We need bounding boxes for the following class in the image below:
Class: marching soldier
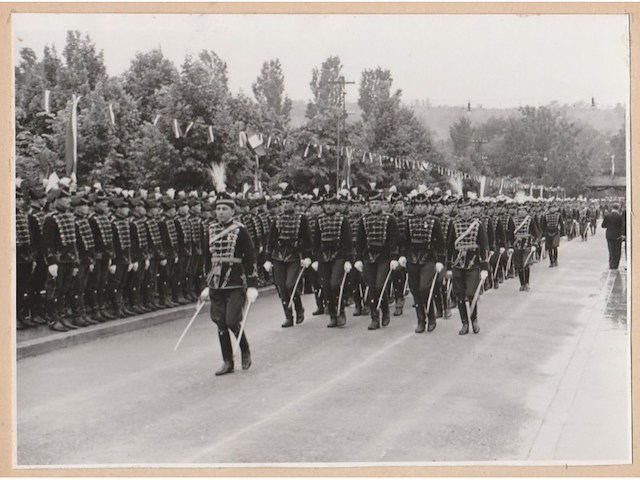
[390,190,408,316]
[355,185,400,330]
[432,193,453,318]
[541,201,564,267]
[306,189,326,316]
[446,197,489,335]
[510,201,540,291]
[348,192,368,317]
[264,184,312,328]
[311,188,353,328]
[399,193,445,333]
[199,188,259,376]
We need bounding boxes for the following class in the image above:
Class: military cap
[412,193,429,205]
[110,196,126,208]
[144,197,158,209]
[128,196,143,208]
[29,186,46,201]
[216,191,236,208]
[161,196,175,210]
[71,194,90,207]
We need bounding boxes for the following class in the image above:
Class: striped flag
[108,103,115,125]
[43,90,51,114]
[207,126,215,144]
[184,122,194,137]
[152,114,161,126]
[173,119,182,139]
[65,95,81,177]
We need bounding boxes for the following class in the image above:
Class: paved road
[16,233,629,466]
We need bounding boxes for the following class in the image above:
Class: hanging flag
[304,144,310,158]
[173,119,182,139]
[499,178,504,195]
[611,154,616,176]
[479,176,486,198]
[539,185,544,198]
[152,114,161,126]
[108,103,115,126]
[267,136,272,149]
[362,152,367,163]
[184,122,194,137]
[43,90,51,114]
[207,126,215,144]
[343,147,352,189]
[65,94,81,177]
[239,131,247,147]
[246,126,266,156]
[318,144,322,158]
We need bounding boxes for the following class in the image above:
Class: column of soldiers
[15,177,271,332]
[16,175,598,338]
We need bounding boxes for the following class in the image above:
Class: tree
[59,31,107,95]
[123,49,179,122]
[449,116,474,157]
[252,59,292,129]
[306,55,343,121]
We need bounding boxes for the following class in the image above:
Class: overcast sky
[12,13,629,108]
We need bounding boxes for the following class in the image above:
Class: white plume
[369,182,376,190]
[467,191,478,200]
[324,184,331,194]
[514,190,527,204]
[351,187,358,196]
[242,183,251,197]
[93,182,102,191]
[313,188,320,197]
[389,185,397,194]
[417,184,428,194]
[166,188,175,199]
[140,189,148,199]
[447,176,463,196]
[209,162,227,192]
[16,177,23,189]
[278,182,289,191]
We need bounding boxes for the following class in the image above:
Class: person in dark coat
[602,203,626,269]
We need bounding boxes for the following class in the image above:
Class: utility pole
[329,76,355,191]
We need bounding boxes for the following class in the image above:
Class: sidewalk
[16,285,277,360]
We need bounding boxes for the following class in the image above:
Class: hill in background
[290,100,625,141]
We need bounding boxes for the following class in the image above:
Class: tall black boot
[293,295,304,324]
[237,331,251,370]
[281,300,294,328]
[470,303,480,334]
[215,330,234,376]
[524,268,530,291]
[414,303,426,333]
[518,270,525,290]
[458,300,469,335]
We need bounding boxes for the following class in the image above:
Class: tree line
[14,31,625,196]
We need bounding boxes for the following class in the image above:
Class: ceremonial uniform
[16,191,35,329]
[400,195,445,333]
[158,199,180,306]
[108,199,133,318]
[188,202,205,300]
[510,209,540,290]
[27,190,47,324]
[174,204,193,303]
[207,192,259,375]
[446,208,489,334]
[355,194,400,330]
[541,208,564,267]
[348,200,368,316]
[143,198,165,309]
[72,195,98,326]
[41,188,80,331]
[87,195,116,320]
[312,197,352,327]
[265,194,312,327]
[391,207,409,315]
[127,198,150,313]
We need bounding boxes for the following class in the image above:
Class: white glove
[390,260,399,271]
[398,256,407,268]
[160,259,168,266]
[480,270,488,280]
[302,258,312,269]
[344,261,352,273]
[499,247,506,254]
[199,287,210,302]
[31,261,37,274]
[489,251,494,258]
[508,248,514,255]
[132,261,139,272]
[144,259,150,270]
[446,270,453,279]
[174,257,178,264]
[246,287,259,303]
[108,265,117,274]
[531,245,537,252]
[72,267,79,277]
[127,263,134,272]
[263,261,273,273]
[48,264,58,278]
[89,263,95,273]
[355,260,364,272]
[436,262,444,273]
[311,261,319,271]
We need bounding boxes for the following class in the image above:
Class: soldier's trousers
[318,259,346,318]
[107,263,129,311]
[71,263,91,315]
[125,262,145,307]
[452,267,480,323]
[391,266,407,307]
[349,268,367,309]
[176,255,190,299]
[210,288,249,361]
[45,263,76,319]
[16,262,31,320]
[28,258,46,317]
[273,260,304,319]
[158,258,176,303]
[86,256,110,311]
[142,259,159,305]
[407,262,437,321]
[307,267,324,310]
[363,260,391,318]
[189,254,204,296]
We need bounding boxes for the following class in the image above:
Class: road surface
[16,233,629,466]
